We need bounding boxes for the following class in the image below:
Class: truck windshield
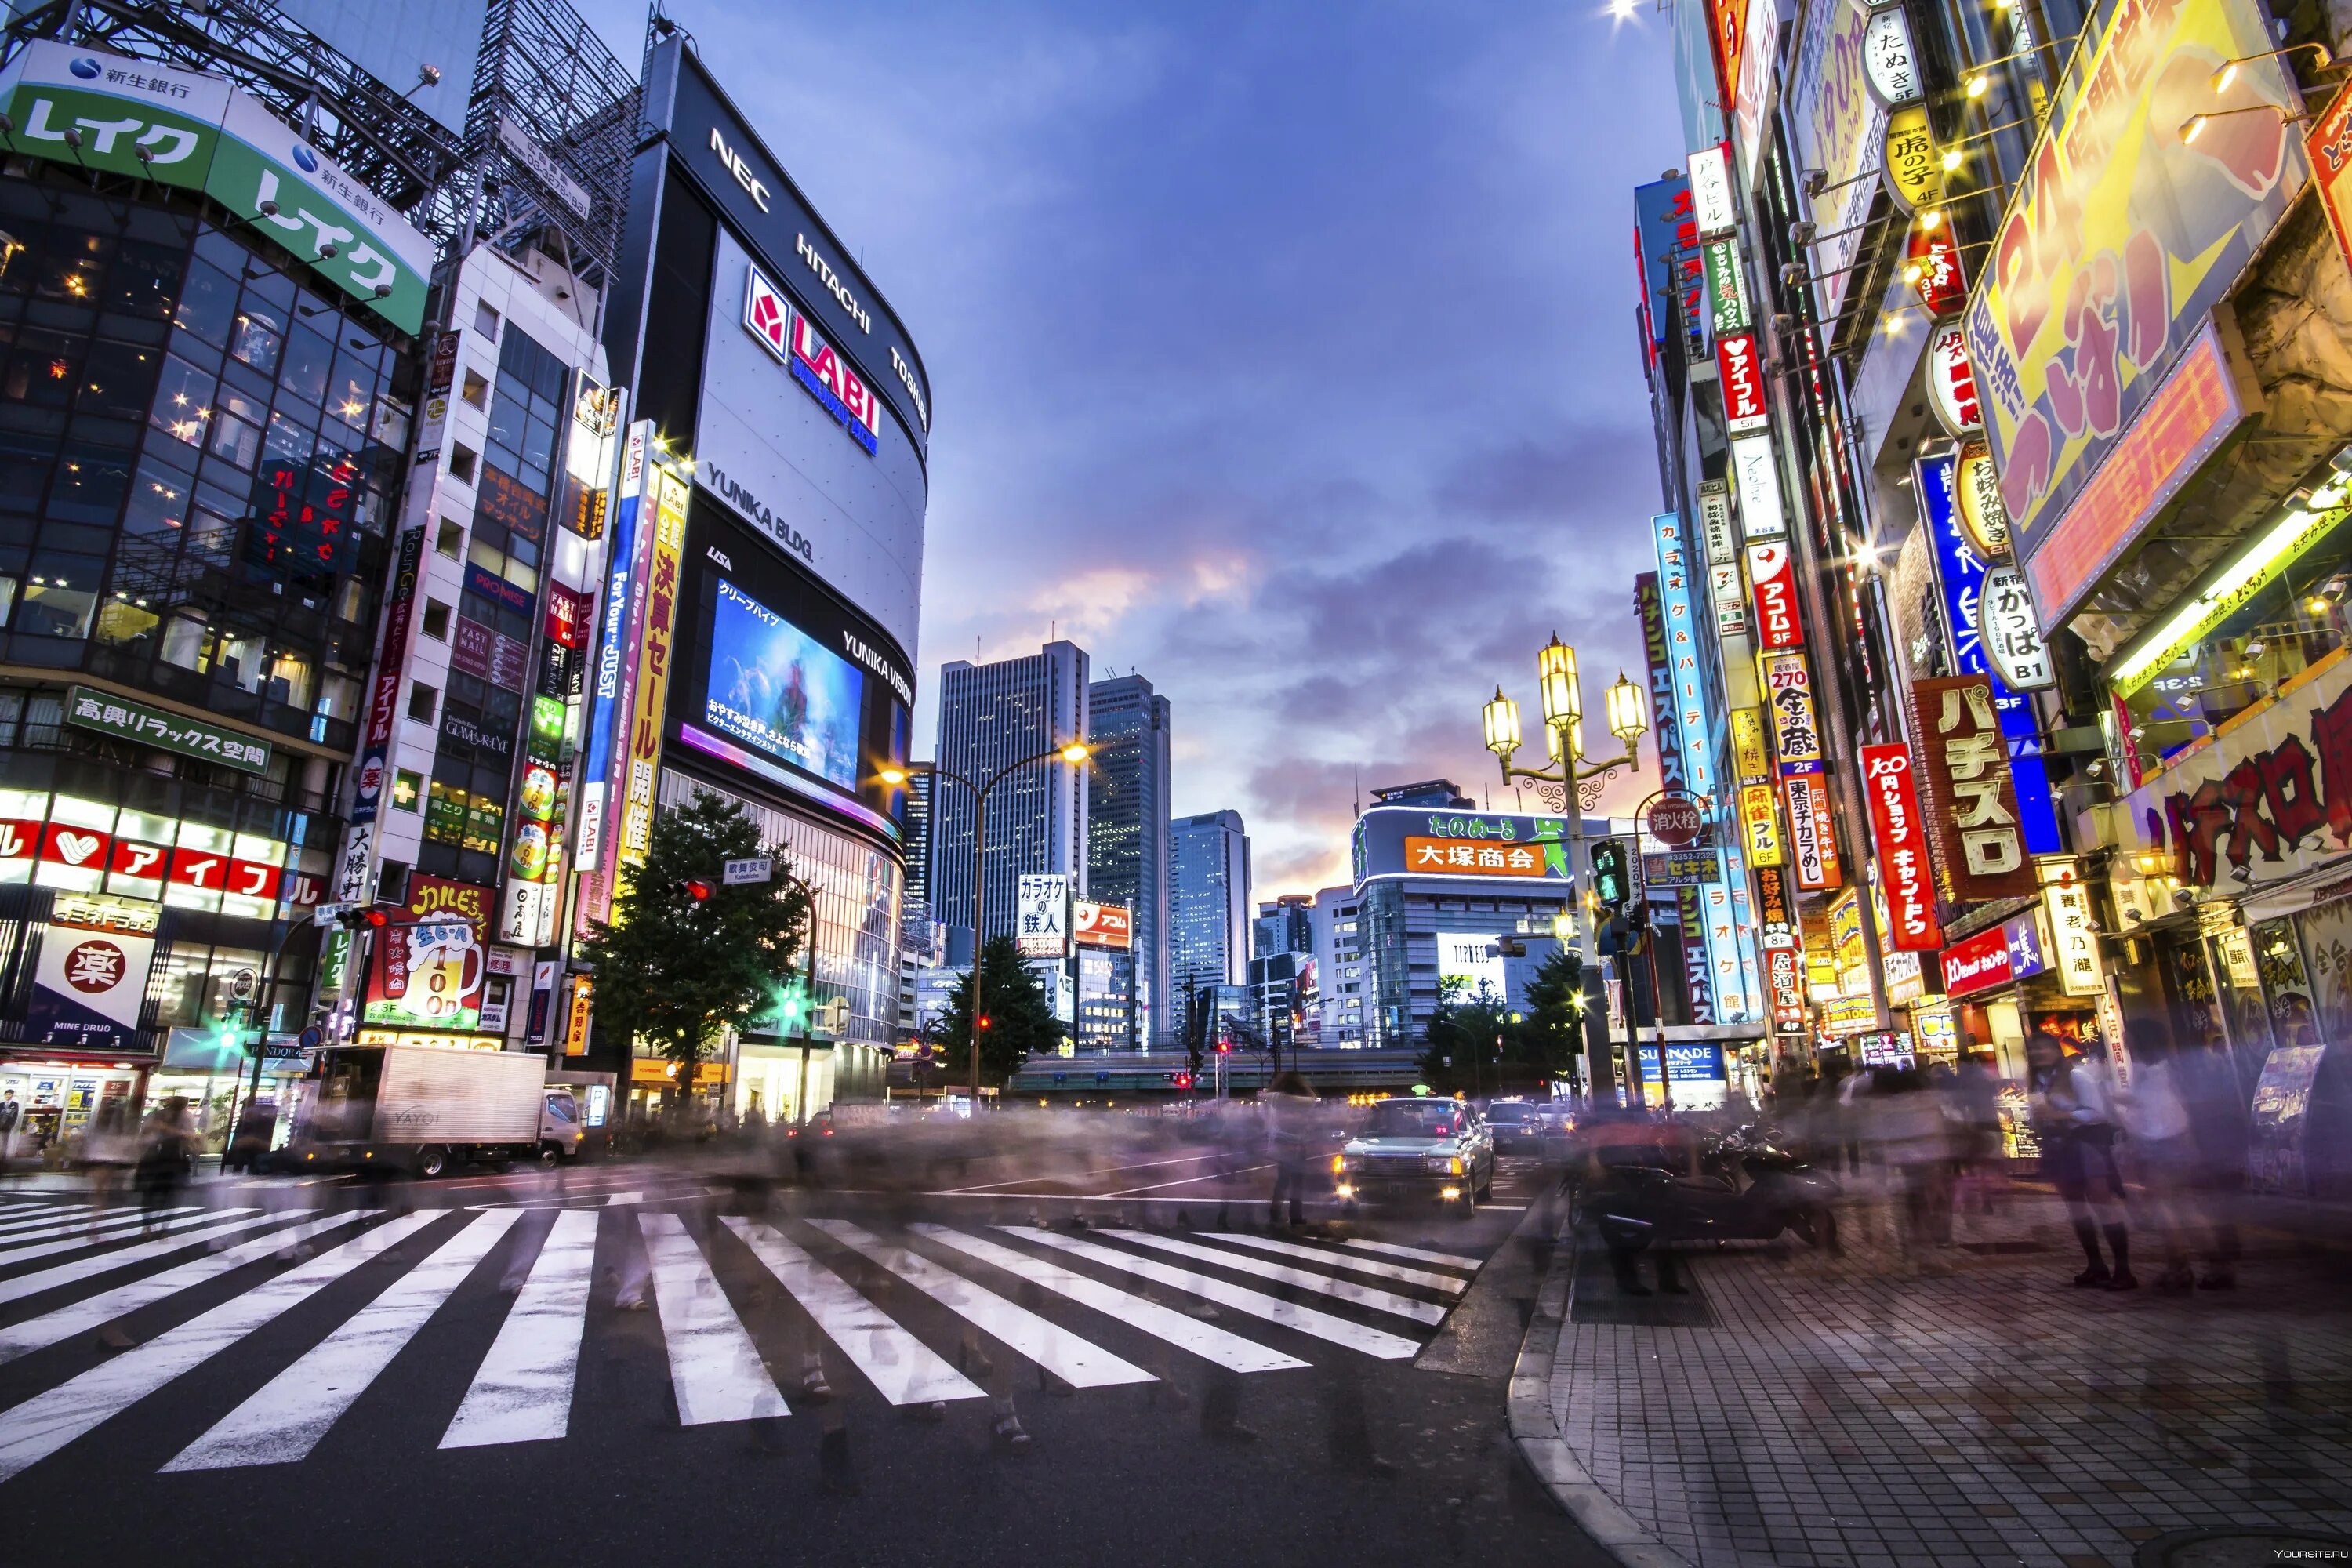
[308,1050,384,1142]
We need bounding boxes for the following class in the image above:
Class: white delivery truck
[288,1043,583,1177]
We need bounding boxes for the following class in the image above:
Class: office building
[1253,895,1314,960]
[1086,673,1171,1045]
[1171,809,1250,1041]
[1310,885,1367,1047]
[930,642,1091,950]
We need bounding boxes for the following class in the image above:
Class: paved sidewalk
[1523,1185,2352,1568]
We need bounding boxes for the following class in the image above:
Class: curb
[1506,1214,1694,1568]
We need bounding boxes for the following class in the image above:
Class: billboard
[1962,0,2303,560]
[1788,0,1887,323]
[365,877,492,1031]
[1437,933,1509,1003]
[1073,901,1133,949]
[1352,807,1573,884]
[1912,676,2038,900]
[671,503,913,841]
[1017,874,1070,959]
[26,898,159,1052]
[697,232,928,656]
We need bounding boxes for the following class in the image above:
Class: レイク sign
[1860,743,1943,951]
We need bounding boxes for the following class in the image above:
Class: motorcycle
[1579,1123,1843,1253]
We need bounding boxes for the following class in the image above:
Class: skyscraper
[931,641,1092,949]
[1087,674,1172,1046]
[1252,895,1315,960]
[1171,810,1251,1039]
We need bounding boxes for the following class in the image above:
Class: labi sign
[0,42,433,333]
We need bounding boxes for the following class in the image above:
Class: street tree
[578,793,810,1101]
[938,935,1062,1082]
[1515,946,1586,1085]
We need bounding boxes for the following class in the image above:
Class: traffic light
[1589,837,1632,912]
[334,906,390,931]
[684,878,713,902]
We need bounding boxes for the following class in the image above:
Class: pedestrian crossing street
[0,1196,1493,1482]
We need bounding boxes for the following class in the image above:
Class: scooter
[1582,1127,1843,1253]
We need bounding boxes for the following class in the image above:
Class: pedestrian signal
[1589,837,1633,911]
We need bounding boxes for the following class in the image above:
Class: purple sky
[581,2,1684,893]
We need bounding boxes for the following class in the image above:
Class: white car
[1335,1098,1497,1218]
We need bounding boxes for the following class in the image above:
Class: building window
[435,518,464,559]
[473,302,499,341]
[407,683,436,724]
[421,599,451,641]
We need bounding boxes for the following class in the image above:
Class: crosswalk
[0,1199,1494,1482]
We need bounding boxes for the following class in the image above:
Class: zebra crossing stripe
[0,1211,436,1485]
[722,1220,982,1407]
[162,1210,525,1472]
[811,1220,1154,1391]
[999,1229,1423,1361]
[0,1211,379,1366]
[910,1225,1307,1375]
[1336,1237,1483,1270]
[638,1214,787,1426]
[439,1209,600,1449]
[1098,1230,1447,1325]
[0,1212,293,1311]
[1200,1232,1471,1294]
[0,1207,205,1247]
[0,1209,261,1275]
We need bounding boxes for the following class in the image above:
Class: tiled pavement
[1543,1182,2352,1567]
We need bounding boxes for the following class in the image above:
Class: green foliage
[938,935,1063,1082]
[578,794,809,1087]
[1516,946,1587,1076]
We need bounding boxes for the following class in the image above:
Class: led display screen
[703,580,866,791]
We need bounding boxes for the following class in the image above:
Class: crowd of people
[1758,1025,2247,1290]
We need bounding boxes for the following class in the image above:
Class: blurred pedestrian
[1951,1051,2007,1218]
[2114,1019,2199,1290]
[2174,1022,2248,1290]
[2026,1030,2133,1289]
[0,1090,20,1162]
[83,1099,137,1232]
[132,1096,196,1235]
[1263,1072,1319,1229]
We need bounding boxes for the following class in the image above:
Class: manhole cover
[2136,1527,2352,1567]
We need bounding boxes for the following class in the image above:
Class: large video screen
[703,580,866,790]
[673,497,913,841]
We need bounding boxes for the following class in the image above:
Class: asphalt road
[0,1138,1610,1568]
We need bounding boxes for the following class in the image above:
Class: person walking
[0,1090,20,1163]
[1951,1051,2006,1218]
[132,1097,196,1235]
[2174,1024,2248,1289]
[1263,1072,1319,1229]
[2112,1019,2204,1290]
[2026,1030,2134,1289]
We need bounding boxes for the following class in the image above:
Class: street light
[1482,638,1647,1101]
[895,740,1091,1115]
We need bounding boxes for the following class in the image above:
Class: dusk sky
[579,1,1685,894]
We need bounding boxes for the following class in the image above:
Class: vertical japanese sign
[1636,574,1688,800]
[1915,451,2061,854]
[1860,744,1943,951]
[615,467,690,872]
[1730,432,1786,539]
[575,424,653,934]
[2042,867,2106,996]
[1747,541,1802,647]
[1760,650,1823,773]
[1634,174,1703,363]
[1717,332,1769,431]
[1913,675,2038,899]
[1655,513,1748,1019]
[334,524,427,903]
[1784,773,1842,890]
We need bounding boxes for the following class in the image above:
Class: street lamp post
[1481,633,1648,1105]
[885,739,1090,1116]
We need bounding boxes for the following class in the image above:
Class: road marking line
[601,1191,648,1207]
[164,1211,522,1471]
[1002,1228,1421,1360]
[0,1209,260,1273]
[1200,1232,1468,1294]
[638,1214,786,1426]
[1098,1231,1445,1325]
[723,1220,982,1406]
[1103,1163,1273,1198]
[1336,1237,1484,1269]
[0,1212,294,1309]
[0,1213,376,1365]
[0,1207,205,1247]
[911,1225,1305,1375]
[439,1210,600,1449]
[0,1212,434,1485]
[811,1220,1153,1389]
[1482,1204,1528,1211]
[939,1150,1229,1196]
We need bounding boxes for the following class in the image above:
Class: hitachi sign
[797,233,872,334]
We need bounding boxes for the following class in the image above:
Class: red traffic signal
[684,879,713,902]
[1174,1073,1192,1089]
[1216,1041,1230,1054]
[976,1015,992,1030]
[336,906,390,931]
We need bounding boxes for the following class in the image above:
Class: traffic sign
[1644,795,1705,848]
[723,857,773,886]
